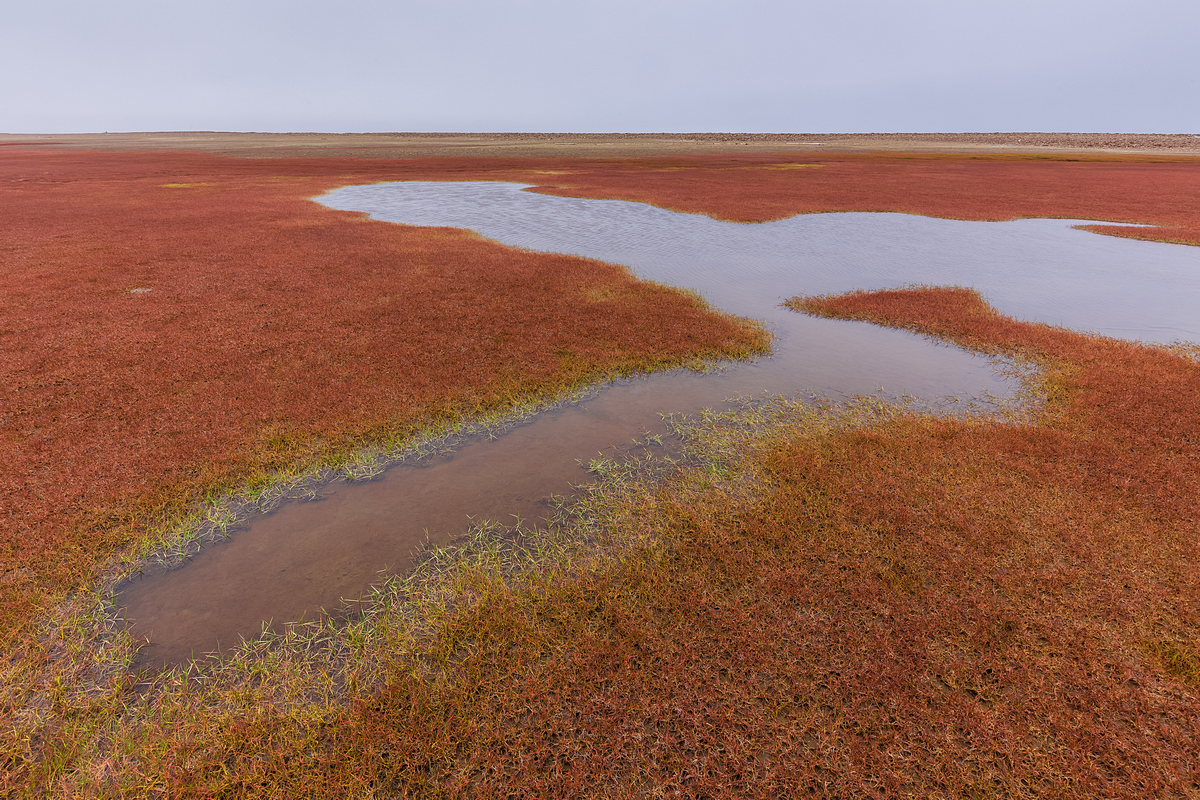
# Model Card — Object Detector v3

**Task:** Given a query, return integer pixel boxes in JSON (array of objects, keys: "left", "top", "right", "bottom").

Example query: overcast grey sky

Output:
[{"left": 2, "top": 0, "right": 1197, "bottom": 134}]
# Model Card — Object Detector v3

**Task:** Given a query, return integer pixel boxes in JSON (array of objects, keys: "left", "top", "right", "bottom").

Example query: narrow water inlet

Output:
[
  {"left": 117, "top": 182, "right": 1200, "bottom": 669},
  {"left": 117, "top": 379, "right": 693, "bottom": 669},
  {"left": 119, "top": 318, "right": 1008, "bottom": 669}
]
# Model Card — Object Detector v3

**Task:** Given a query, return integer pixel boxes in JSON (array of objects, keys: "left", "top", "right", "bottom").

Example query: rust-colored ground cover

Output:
[
  {"left": 314, "top": 292, "right": 1200, "bottom": 794},
  {"left": 0, "top": 148, "right": 765, "bottom": 643},
  {"left": 6, "top": 146, "right": 1200, "bottom": 795},
  {"left": 35, "top": 288, "right": 1196, "bottom": 796}
]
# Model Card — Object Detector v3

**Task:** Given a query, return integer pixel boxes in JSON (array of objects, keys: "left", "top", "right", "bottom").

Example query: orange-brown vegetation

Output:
[
  {"left": 326, "top": 289, "right": 1190, "bottom": 795},
  {"left": 6, "top": 147, "right": 1200, "bottom": 795},
  {"left": 0, "top": 149, "right": 764, "bottom": 643},
  {"left": 27, "top": 288, "right": 1195, "bottom": 796}
]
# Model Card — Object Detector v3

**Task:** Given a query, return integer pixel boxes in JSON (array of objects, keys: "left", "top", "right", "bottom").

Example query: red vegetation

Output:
[
  {"left": 790, "top": 286, "right": 1200, "bottom": 534},
  {"left": 0, "top": 149, "right": 761, "bottom": 637},
  {"left": 6, "top": 142, "right": 1200, "bottom": 793},
  {"left": 122, "top": 290, "right": 1200, "bottom": 795},
  {"left": 5, "top": 145, "right": 1199, "bottom": 640},
  {"left": 355, "top": 290, "right": 1199, "bottom": 794}
]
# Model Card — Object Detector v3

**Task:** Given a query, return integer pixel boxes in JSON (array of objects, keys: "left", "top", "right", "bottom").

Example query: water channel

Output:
[{"left": 118, "top": 182, "right": 1200, "bottom": 669}]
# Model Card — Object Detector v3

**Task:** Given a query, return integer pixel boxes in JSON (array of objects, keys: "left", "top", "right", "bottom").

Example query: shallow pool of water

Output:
[
  {"left": 324, "top": 181, "right": 1200, "bottom": 343},
  {"left": 117, "top": 182, "right": 1200, "bottom": 669}
]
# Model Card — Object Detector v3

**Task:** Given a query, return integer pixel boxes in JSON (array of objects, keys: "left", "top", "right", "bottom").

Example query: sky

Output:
[{"left": 2, "top": 0, "right": 1197, "bottom": 134}]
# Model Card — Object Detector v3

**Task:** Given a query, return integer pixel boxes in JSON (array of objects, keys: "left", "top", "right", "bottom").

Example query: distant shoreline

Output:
[{"left": 3, "top": 130, "right": 1199, "bottom": 159}]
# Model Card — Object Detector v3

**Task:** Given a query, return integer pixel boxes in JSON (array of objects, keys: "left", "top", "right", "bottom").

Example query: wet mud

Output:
[{"left": 118, "top": 182, "right": 1200, "bottom": 669}]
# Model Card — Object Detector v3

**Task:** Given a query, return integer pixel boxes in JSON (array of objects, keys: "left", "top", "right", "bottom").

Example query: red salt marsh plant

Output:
[
  {"left": 0, "top": 149, "right": 767, "bottom": 647},
  {"left": 18, "top": 144, "right": 1196, "bottom": 650},
  {"left": 11, "top": 287, "right": 1200, "bottom": 797},
  {"left": 5, "top": 146, "right": 1200, "bottom": 796}
]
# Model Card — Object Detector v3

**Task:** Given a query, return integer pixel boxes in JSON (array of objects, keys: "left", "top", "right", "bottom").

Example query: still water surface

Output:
[
  {"left": 118, "top": 182, "right": 1200, "bottom": 668},
  {"left": 326, "top": 181, "right": 1200, "bottom": 343}
]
